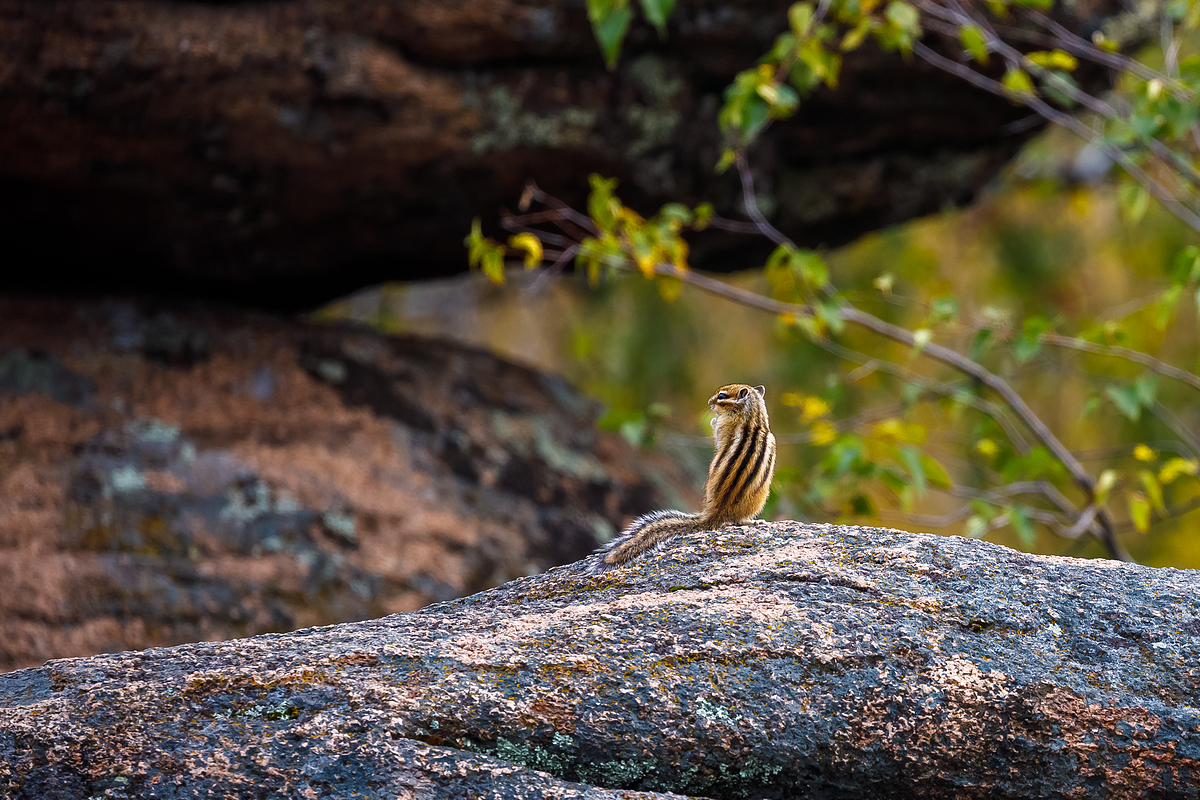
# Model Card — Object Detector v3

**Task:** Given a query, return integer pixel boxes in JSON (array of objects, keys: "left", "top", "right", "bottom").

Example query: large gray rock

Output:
[{"left": 3, "top": 521, "right": 1198, "bottom": 798}]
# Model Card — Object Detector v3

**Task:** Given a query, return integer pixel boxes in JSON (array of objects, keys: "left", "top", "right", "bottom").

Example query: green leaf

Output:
[
  {"left": 1103, "top": 118, "right": 1138, "bottom": 148},
  {"left": 465, "top": 217, "right": 487, "bottom": 267},
  {"left": 1009, "top": 506, "right": 1036, "bottom": 548},
  {"left": 1128, "top": 493, "right": 1151, "bottom": 533},
  {"left": 588, "top": 0, "right": 632, "bottom": 69},
  {"left": 1095, "top": 469, "right": 1117, "bottom": 505},
  {"left": 1170, "top": 245, "right": 1200, "bottom": 285},
  {"left": 1026, "top": 49, "right": 1078, "bottom": 71},
  {"left": 816, "top": 301, "right": 844, "bottom": 334},
  {"left": 841, "top": 19, "right": 873, "bottom": 52},
  {"left": 1134, "top": 374, "right": 1158, "bottom": 407},
  {"left": 1013, "top": 335, "right": 1041, "bottom": 362},
  {"left": 970, "top": 328, "right": 995, "bottom": 361},
  {"left": 658, "top": 203, "right": 694, "bottom": 228},
  {"left": 794, "top": 249, "right": 829, "bottom": 289},
  {"left": 898, "top": 445, "right": 927, "bottom": 496},
  {"left": 850, "top": 494, "right": 876, "bottom": 516},
  {"left": 1118, "top": 181, "right": 1149, "bottom": 222},
  {"left": 885, "top": 1, "right": 920, "bottom": 34},
  {"left": 789, "top": 1, "right": 815, "bottom": 36},
  {"left": 1105, "top": 385, "right": 1142, "bottom": 421},
  {"left": 481, "top": 245, "right": 506, "bottom": 285},
  {"left": 507, "top": 233, "right": 543, "bottom": 268},
  {"left": 965, "top": 515, "right": 989, "bottom": 538},
  {"left": 921, "top": 454, "right": 953, "bottom": 489},
  {"left": 1014, "top": 316, "right": 1048, "bottom": 362},
  {"left": 764, "top": 32, "right": 799, "bottom": 64},
  {"left": 587, "top": 173, "right": 620, "bottom": 232},
  {"left": 959, "top": 24, "right": 989, "bottom": 65},
  {"left": 742, "top": 95, "right": 771, "bottom": 137},
  {"left": 1000, "top": 446, "right": 1064, "bottom": 483},
  {"left": 637, "top": 0, "right": 676, "bottom": 35},
  {"left": 1155, "top": 284, "right": 1183, "bottom": 331},
  {"left": 1012, "top": 0, "right": 1052, "bottom": 8},
  {"left": 931, "top": 295, "right": 958, "bottom": 323},
  {"left": 766, "top": 83, "right": 800, "bottom": 117},
  {"left": 1002, "top": 67, "right": 1035, "bottom": 98},
  {"left": 1139, "top": 469, "right": 1165, "bottom": 513},
  {"left": 715, "top": 149, "right": 737, "bottom": 174},
  {"left": 1129, "top": 113, "right": 1160, "bottom": 142}
]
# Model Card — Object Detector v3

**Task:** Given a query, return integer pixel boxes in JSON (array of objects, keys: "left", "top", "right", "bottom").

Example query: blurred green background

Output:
[{"left": 320, "top": 123, "right": 1200, "bottom": 568}]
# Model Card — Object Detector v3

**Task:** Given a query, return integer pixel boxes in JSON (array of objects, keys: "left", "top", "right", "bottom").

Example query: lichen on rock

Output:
[{"left": 3, "top": 521, "right": 1198, "bottom": 798}]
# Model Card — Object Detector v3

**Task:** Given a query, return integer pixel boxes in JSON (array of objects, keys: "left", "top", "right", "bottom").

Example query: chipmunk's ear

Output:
[{"left": 755, "top": 385, "right": 766, "bottom": 397}]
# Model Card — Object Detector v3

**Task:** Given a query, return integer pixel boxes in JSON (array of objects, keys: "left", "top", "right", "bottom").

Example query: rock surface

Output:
[
  {"left": 0, "top": 297, "right": 698, "bottom": 672},
  {"left": 0, "top": 0, "right": 1119, "bottom": 306},
  {"left": 3, "top": 521, "right": 1198, "bottom": 798}
]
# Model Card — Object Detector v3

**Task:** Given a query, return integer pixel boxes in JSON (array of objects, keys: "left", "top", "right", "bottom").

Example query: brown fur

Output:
[{"left": 595, "top": 384, "right": 776, "bottom": 570}]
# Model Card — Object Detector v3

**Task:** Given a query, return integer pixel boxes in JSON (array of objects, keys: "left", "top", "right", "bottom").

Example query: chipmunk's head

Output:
[{"left": 709, "top": 384, "right": 767, "bottom": 428}]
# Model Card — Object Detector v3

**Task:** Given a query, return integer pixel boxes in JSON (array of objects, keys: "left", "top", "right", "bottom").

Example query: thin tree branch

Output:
[
  {"left": 1149, "top": 401, "right": 1200, "bottom": 458},
  {"left": 1040, "top": 333, "right": 1200, "bottom": 393},
  {"left": 911, "top": 39, "right": 1200, "bottom": 238},
  {"left": 1019, "top": 7, "right": 1194, "bottom": 99},
  {"left": 735, "top": 152, "right": 792, "bottom": 247},
  {"left": 524, "top": 244, "right": 579, "bottom": 295}
]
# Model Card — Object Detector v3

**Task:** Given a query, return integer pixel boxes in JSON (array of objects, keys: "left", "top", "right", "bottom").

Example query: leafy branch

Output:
[{"left": 462, "top": 0, "right": 1200, "bottom": 561}]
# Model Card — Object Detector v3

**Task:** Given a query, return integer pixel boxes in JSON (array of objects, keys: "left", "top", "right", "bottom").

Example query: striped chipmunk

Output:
[{"left": 593, "top": 383, "right": 777, "bottom": 571}]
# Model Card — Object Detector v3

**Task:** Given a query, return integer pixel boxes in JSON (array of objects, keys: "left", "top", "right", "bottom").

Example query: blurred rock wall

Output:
[
  {"left": 0, "top": 0, "right": 1091, "bottom": 306},
  {"left": 0, "top": 298, "right": 699, "bottom": 671}
]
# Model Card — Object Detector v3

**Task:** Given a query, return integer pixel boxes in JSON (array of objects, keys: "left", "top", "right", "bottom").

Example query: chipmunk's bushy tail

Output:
[{"left": 588, "top": 509, "right": 704, "bottom": 573}]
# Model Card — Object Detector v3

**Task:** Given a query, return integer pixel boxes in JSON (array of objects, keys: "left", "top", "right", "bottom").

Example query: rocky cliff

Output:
[
  {"left": 0, "top": 0, "right": 1118, "bottom": 306},
  {"left": 3, "top": 521, "right": 1197, "bottom": 798}
]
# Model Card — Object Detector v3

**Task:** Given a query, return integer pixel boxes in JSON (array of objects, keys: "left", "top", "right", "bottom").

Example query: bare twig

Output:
[
  {"left": 1020, "top": 7, "right": 1194, "bottom": 100},
  {"left": 911, "top": 40, "right": 1200, "bottom": 236},
  {"left": 923, "top": 1, "right": 1200, "bottom": 193},
  {"left": 735, "top": 152, "right": 791, "bottom": 247},
  {"left": 1150, "top": 401, "right": 1200, "bottom": 458},
  {"left": 525, "top": 244, "right": 579, "bottom": 295},
  {"left": 1040, "top": 333, "right": 1200, "bottom": 393}
]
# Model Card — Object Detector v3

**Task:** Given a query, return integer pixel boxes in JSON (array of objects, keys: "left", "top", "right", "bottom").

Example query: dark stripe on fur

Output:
[
  {"left": 713, "top": 425, "right": 755, "bottom": 501},
  {"left": 746, "top": 440, "right": 776, "bottom": 498},
  {"left": 716, "top": 426, "right": 762, "bottom": 508},
  {"left": 589, "top": 509, "right": 698, "bottom": 573},
  {"left": 713, "top": 425, "right": 750, "bottom": 489},
  {"left": 730, "top": 428, "right": 769, "bottom": 504}
]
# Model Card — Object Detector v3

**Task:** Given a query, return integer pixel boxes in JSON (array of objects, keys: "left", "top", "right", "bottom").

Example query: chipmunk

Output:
[{"left": 593, "top": 384, "right": 776, "bottom": 571}]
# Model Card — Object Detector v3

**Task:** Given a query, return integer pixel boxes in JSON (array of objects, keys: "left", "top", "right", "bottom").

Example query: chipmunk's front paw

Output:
[{"left": 746, "top": 518, "right": 770, "bottom": 527}]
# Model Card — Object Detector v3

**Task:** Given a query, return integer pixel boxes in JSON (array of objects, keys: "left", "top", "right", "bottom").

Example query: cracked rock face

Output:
[{"left": 3, "top": 522, "right": 1198, "bottom": 798}]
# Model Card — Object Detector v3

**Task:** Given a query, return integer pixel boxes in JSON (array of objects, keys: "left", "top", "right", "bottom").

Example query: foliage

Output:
[{"left": 460, "top": 0, "right": 1200, "bottom": 562}]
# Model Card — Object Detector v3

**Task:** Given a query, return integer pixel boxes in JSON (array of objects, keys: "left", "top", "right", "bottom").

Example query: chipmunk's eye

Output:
[
  {"left": 738, "top": 388, "right": 748, "bottom": 399},
  {"left": 716, "top": 392, "right": 728, "bottom": 401}
]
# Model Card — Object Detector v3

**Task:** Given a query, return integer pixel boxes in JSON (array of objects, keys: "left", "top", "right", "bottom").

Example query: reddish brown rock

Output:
[{"left": 0, "top": 297, "right": 699, "bottom": 672}]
